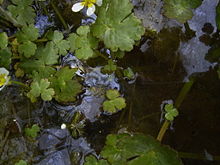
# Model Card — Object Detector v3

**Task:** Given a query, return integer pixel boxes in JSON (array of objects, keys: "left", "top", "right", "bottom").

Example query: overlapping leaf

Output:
[
  {"left": 50, "top": 67, "right": 82, "bottom": 103},
  {"left": 91, "top": 0, "right": 145, "bottom": 52},
  {"left": 27, "top": 79, "right": 55, "bottom": 102},
  {"left": 68, "top": 26, "right": 98, "bottom": 60},
  {"left": 7, "top": 0, "right": 36, "bottom": 25}
]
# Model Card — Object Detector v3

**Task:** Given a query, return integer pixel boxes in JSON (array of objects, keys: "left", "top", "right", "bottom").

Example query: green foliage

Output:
[
  {"left": 103, "top": 89, "right": 126, "bottom": 113},
  {"left": 68, "top": 26, "right": 98, "bottom": 60},
  {"left": 216, "top": 2, "right": 220, "bottom": 30},
  {"left": 163, "top": 0, "right": 202, "bottom": 23},
  {"left": 7, "top": 0, "right": 36, "bottom": 25},
  {"left": 18, "top": 41, "right": 37, "bottom": 58},
  {"left": 16, "top": 24, "right": 39, "bottom": 43},
  {"left": 102, "top": 60, "right": 117, "bottom": 73},
  {"left": 27, "top": 79, "right": 55, "bottom": 102},
  {"left": 85, "top": 133, "right": 183, "bottom": 165},
  {"left": 15, "top": 160, "right": 27, "bottom": 165},
  {"left": 0, "top": 32, "right": 8, "bottom": 49},
  {"left": 91, "top": 0, "right": 145, "bottom": 52},
  {"left": 164, "top": 104, "right": 179, "bottom": 121},
  {"left": 25, "top": 124, "right": 40, "bottom": 138},
  {"left": 47, "top": 30, "right": 70, "bottom": 55},
  {"left": 85, "top": 156, "right": 109, "bottom": 165},
  {"left": 123, "top": 67, "right": 135, "bottom": 79},
  {"left": 0, "top": 48, "right": 11, "bottom": 69},
  {"left": 50, "top": 67, "right": 82, "bottom": 103}
]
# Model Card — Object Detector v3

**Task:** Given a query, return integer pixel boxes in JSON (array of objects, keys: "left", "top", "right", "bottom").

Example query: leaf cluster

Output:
[
  {"left": 164, "top": 104, "right": 179, "bottom": 121},
  {"left": 24, "top": 124, "right": 40, "bottom": 138},
  {"left": 85, "top": 133, "right": 183, "bottom": 165},
  {"left": 103, "top": 89, "right": 126, "bottom": 113}
]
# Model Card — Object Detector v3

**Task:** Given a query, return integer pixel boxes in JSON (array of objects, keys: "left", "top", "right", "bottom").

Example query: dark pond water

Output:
[{"left": 0, "top": 0, "right": 220, "bottom": 164}]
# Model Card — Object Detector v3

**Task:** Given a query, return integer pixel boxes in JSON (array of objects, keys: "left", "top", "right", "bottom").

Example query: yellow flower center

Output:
[
  {"left": 81, "top": 0, "right": 96, "bottom": 7},
  {"left": 0, "top": 74, "right": 7, "bottom": 86}
]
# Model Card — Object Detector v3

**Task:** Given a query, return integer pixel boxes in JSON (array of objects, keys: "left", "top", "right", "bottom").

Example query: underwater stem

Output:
[
  {"left": 50, "top": 1, "right": 68, "bottom": 29},
  {"left": 0, "top": 7, "right": 21, "bottom": 27},
  {"left": 157, "top": 78, "right": 195, "bottom": 142}
]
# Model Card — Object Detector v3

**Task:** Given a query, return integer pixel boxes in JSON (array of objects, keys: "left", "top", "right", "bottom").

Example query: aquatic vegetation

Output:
[
  {"left": 25, "top": 124, "right": 40, "bottom": 138},
  {"left": 164, "top": 103, "right": 179, "bottom": 121},
  {"left": 15, "top": 160, "right": 27, "bottom": 165},
  {"left": 72, "top": 0, "right": 103, "bottom": 16}
]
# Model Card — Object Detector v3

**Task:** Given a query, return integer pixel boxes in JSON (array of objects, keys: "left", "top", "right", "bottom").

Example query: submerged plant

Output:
[{"left": 72, "top": 0, "right": 102, "bottom": 16}]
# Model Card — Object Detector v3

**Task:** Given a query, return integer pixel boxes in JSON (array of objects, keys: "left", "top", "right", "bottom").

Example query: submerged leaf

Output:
[
  {"left": 163, "top": 0, "right": 202, "bottom": 23},
  {"left": 91, "top": 0, "right": 145, "bottom": 52}
]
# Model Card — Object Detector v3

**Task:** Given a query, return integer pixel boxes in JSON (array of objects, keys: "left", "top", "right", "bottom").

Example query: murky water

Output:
[{"left": 0, "top": 0, "right": 220, "bottom": 164}]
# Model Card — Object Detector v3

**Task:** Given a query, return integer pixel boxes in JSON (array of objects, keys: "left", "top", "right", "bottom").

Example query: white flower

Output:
[
  {"left": 72, "top": 0, "right": 102, "bottom": 16},
  {"left": 61, "top": 123, "right": 67, "bottom": 129},
  {"left": 0, "top": 67, "right": 10, "bottom": 91}
]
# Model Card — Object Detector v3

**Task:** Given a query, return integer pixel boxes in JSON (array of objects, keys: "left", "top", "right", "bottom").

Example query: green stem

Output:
[
  {"left": 50, "top": 0, "right": 68, "bottom": 29},
  {"left": 0, "top": 7, "right": 21, "bottom": 27},
  {"left": 10, "top": 80, "right": 29, "bottom": 89},
  {"left": 157, "top": 78, "right": 195, "bottom": 142}
]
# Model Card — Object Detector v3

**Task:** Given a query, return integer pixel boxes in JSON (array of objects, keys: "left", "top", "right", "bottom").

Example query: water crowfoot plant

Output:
[{"left": 72, "top": 0, "right": 103, "bottom": 16}]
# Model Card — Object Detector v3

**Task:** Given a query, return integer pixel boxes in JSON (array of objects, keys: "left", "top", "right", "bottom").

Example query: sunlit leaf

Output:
[
  {"left": 123, "top": 67, "right": 135, "bottom": 79},
  {"left": 106, "top": 89, "right": 120, "bottom": 100},
  {"left": 68, "top": 26, "right": 98, "bottom": 60},
  {"left": 91, "top": 0, "right": 145, "bottom": 52},
  {"left": 27, "top": 79, "right": 55, "bottom": 102}
]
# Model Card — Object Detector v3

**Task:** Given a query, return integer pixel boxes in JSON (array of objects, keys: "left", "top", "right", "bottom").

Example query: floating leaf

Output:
[
  {"left": 102, "top": 60, "right": 117, "bottom": 74},
  {"left": 123, "top": 67, "right": 135, "bottom": 79},
  {"left": 7, "top": 0, "right": 36, "bottom": 25},
  {"left": 163, "top": 0, "right": 202, "bottom": 23},
  {"left": 68, "top": 26, "right": 98, "bottom": 60},
  {"left": 85, "top": 156, "right": 109, "bottom": 165},
  {"left": 15, "top": 160, "right": 27, "bottom": 165},
  {"left": 103, "top": 89, "right": 126, "bottom": 113},
  {"left": 25, "top": 124, "right": 40, "bottom": 138},
  {"left": 27, "top": 79, "right": 55, "bottom": 102},
  {"left": 164, "top": 104, "right": 179, "bottom": 121},
  {"left": 50, "top": 67, "right": 82, "bottom": 103},
  {"left": 95, "top": 133, "right": 183, "bottom": 165},
  {"left": 16, "top": 24, "right": 39, "bottom": 42},
  {"left": 18, "top": 41, "right": 37, "bottom": 58},
  {"left": 48, "top": 31, "right": 70, "bottom": 55},
  {"left": 0, "top": 48, "right": 12, "bottom": 69},
  {"left": 91, "top": 0, "right": 145, "bottom": 52},
  {"left": 0, "top": 32, "right": 8, "bottom": 49}
]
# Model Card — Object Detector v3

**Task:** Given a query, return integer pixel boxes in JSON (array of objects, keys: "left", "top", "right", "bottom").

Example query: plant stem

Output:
[
  {"left": 157, "top": 78, "right": 195, "bottom": 142},
  {"left": 50, "top": 0, "right": 68, "bottom": 29},
  {"left": 0, "top": 6, "right": 21, "bottom": 27},
  {"left": 10, "top": 80, "right": 29, "bottom": 89}
]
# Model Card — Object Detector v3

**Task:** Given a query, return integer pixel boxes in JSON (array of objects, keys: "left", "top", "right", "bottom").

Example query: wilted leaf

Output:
[{"left": 91, "top": 0, "right": 145, "bottom": 52}]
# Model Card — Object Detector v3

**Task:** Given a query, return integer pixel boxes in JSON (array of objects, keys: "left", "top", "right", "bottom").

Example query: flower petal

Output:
[
  {"left": 72, "top": 2, "right": 84, "bottom": 12},
  {"left": 96, "top": 0, "right": 102, "bottom": 6},
  {"left": 86, "top": 4, "right": 96, "bottom": 16},
  {"left": 0, "top": 67, "right": 9, "bottom": 76}
]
